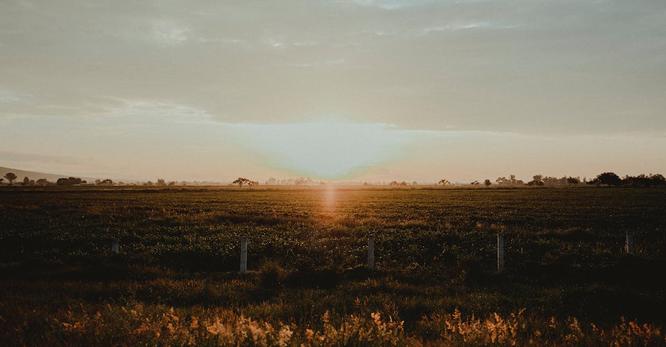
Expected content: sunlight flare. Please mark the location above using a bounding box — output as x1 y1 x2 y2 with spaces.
228 121 415 179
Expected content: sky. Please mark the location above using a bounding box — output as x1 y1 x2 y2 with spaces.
1 0 665 183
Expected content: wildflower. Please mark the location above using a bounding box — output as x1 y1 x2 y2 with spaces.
205 318 228 336
305 328 315 342
278 325 293 347
190 316 199 329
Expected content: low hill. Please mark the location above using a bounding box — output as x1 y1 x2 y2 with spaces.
0 166 94 183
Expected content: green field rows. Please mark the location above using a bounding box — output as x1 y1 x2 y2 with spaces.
1 187 665 345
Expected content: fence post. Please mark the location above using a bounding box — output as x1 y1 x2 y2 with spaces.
625 231 633 254
497 233 505 273
240 237 248 273
111 239 119 254
367 237 375 270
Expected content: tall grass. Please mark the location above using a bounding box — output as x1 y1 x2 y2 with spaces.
1 304 663 346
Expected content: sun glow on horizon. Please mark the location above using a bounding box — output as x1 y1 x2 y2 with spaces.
229 121 415 179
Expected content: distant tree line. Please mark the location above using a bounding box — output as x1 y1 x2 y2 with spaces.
0 173 90 186
588 172 665 187
2 171 665 188
453 172 665 188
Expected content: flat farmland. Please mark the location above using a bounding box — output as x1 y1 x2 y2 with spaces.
1 187 665 345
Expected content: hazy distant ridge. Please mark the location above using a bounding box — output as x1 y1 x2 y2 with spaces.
0 166 94 182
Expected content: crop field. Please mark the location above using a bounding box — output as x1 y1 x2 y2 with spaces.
1 187 665 345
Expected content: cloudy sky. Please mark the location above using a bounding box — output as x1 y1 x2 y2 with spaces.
1 0 665 182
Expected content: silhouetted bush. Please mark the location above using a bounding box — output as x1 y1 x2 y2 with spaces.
622 174 666 187
527 175 545 186
35 178 50 186
56 177 86 186
588 172 622 186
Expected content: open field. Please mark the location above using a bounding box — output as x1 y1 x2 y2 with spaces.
1 187 665 345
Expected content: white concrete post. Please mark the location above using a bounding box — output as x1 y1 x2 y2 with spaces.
625 231 633 254
497 233 505 272
240 238 248 273
367 237 375 270
111 239 119 254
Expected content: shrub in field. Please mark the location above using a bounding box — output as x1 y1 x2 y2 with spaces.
258 261 288 294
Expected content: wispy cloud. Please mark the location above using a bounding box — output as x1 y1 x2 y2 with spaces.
151 20 190 46
285 58 346 69
196 36 246 45
357 21 520 40
0 88 31 104
291 40 319 47
349 0 434 11
103 99 214 125
427 22 519 34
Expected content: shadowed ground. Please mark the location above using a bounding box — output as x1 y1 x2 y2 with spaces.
1 187 665 345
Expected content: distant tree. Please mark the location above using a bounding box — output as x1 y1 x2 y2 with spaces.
590 172 621 186
438 179 451 186
484 179 492 187
0 178 4 184
23 176 30 185
233 177 251 187
496 174 523 186
36 178 50 186
528 175 544 186
622 174 647 187
650 174 666 186
621 173 666 187
57 177 84 186
566 177 580 184
156 178 166 186
4 172 17 185
470 180 480 186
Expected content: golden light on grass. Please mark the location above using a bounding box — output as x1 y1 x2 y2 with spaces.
321 184 338 215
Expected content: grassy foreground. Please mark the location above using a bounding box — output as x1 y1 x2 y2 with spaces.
1 187 665 345
2 303 664 346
